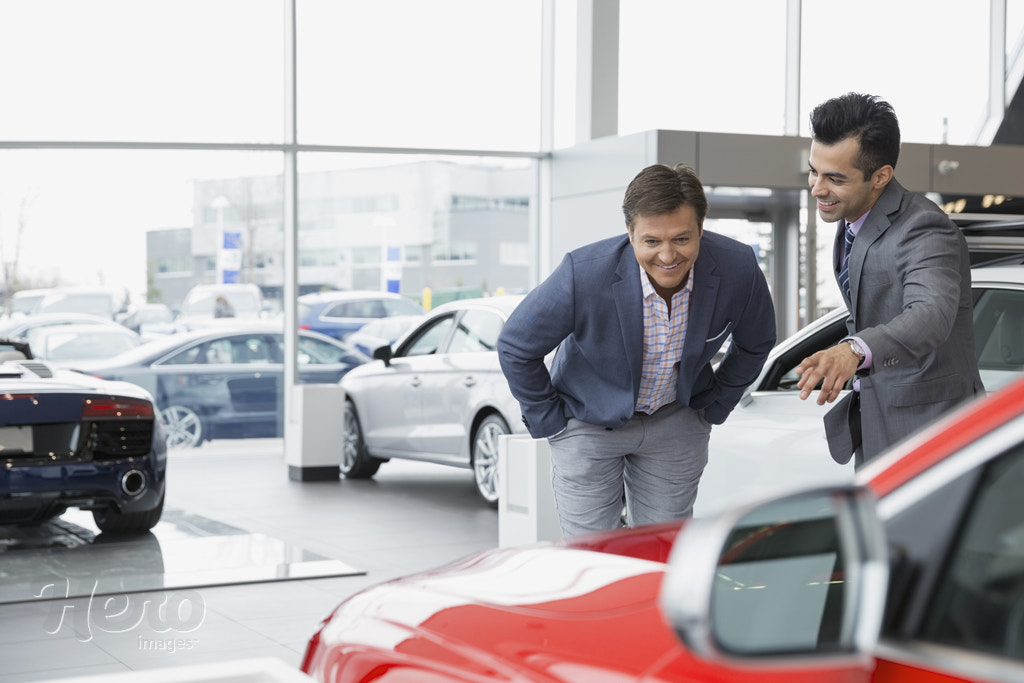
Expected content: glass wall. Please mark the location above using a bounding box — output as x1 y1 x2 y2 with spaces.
618 0 993 146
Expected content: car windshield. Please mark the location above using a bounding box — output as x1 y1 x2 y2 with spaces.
32 330 138 361
37 293 114 318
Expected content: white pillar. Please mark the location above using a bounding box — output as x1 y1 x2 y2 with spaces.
498 435 562 547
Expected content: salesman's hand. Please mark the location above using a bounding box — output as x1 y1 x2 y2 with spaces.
795 344 860 405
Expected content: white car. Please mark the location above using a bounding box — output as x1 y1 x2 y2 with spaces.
176 282 268 331
695 264 1024 517
340 296 527 505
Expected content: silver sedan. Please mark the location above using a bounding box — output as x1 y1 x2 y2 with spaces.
340 295 527 505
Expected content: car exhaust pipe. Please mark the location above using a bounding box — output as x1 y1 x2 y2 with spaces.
120 469 147 497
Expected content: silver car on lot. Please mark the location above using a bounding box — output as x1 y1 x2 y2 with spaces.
340 295 527 505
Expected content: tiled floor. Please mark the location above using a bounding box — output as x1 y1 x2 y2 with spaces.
0 439 499 682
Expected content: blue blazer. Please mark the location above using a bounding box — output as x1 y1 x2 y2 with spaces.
497 231 777 438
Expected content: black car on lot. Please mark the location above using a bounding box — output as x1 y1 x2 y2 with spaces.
0 337 167 532
72 323 370 449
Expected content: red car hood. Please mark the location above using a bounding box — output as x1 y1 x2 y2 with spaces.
303 522 863 683
304 542 683 682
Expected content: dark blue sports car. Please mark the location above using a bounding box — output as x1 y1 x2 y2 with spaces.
0 337 167 532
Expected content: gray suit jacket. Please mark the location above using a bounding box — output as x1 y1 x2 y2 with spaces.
825 179 984 463
496 231 777 439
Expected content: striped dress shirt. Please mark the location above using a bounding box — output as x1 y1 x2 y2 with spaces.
634 266 691 414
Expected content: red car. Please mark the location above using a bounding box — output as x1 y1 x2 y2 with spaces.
302 376 1024 682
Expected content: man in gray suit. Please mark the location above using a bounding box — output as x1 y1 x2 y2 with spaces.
497 163 776 537
796 93 983 466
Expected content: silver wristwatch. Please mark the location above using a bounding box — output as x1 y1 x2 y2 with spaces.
844 338 865 366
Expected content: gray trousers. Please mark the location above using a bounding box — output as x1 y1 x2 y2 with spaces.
546 402 711 538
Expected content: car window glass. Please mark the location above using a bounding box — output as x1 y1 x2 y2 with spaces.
383 298 423 316
710 491 850 655
765 315 847 391
919 443 1024 661
447 310 503 353
229 335 273 363
972 288 1024 392
162 342 205 365
297 335 354 365
327 301 381 319
401 316 455 357
204 339 234 363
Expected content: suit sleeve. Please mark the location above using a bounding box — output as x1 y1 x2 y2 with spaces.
497 253 577 438
856 209 964 365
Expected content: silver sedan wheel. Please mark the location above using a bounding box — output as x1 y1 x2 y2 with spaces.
341 400 381 478
472 414 509 505
160 405 202 449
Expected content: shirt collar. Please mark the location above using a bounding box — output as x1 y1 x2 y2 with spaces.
847 210 870 237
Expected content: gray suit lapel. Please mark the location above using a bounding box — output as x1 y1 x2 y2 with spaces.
850 180 904 311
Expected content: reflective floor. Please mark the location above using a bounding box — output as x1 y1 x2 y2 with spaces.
0 439 499 682
0 509 363 606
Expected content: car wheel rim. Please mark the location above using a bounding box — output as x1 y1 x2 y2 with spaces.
343 408 359 470
474 422 504 502
160 406 201 449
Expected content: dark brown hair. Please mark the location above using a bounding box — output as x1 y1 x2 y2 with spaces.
622 163 708 230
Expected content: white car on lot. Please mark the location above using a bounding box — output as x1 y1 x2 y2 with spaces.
695 264 1024 517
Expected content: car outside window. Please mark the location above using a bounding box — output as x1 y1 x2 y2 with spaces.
382 298 424 316
402 316 455 357
447 310 503 353
326 301 382 319
163 343 205 365
296 335 359 366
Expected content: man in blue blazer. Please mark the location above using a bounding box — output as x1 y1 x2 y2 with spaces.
796 93 983 466
497 163 776 537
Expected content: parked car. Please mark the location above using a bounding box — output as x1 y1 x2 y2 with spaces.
175 283 269 331
0 311 129 339
25 323 143 365
0 337 167 532
32 286 128 320
119 302 181 340
344 314 425 357
695 263 1024 517
302 374 1024 683
73 323 370 449
340 295 526 504
7 288 54 317
298 290 425 340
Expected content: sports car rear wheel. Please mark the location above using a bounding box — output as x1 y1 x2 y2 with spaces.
341 400 383 478
160 405 203 449
93 493 164 534
472 414 509 507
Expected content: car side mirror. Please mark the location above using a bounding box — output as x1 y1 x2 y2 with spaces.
373 345 393 367
660 486 888 662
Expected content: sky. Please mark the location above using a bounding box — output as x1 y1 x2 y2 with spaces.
0 0 1018 300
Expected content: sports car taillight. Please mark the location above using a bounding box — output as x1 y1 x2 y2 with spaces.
82 397 154 419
